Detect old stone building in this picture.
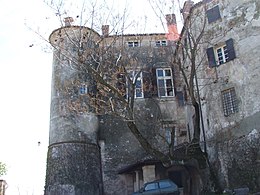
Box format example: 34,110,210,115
45,12,193,195
45,0,260,195
0,180,7,195
177,0,260,193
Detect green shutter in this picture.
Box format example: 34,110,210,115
206,47,217,67
206,5,221,23
226,38,236,62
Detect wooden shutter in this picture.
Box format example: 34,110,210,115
88,80,97,95
151,68,158,97
226,38,236,62
206,47,217,67
176,91,185,106
206,5,221,24
116,73,126,98
143,68,158,98
143,70,151,98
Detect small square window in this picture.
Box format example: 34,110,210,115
221,88,238,116
79,85,87,94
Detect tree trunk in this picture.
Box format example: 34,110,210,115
127,121,171,166
192,100,201,143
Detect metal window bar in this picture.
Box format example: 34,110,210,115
222,88,238,116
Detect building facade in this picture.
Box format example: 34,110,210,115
178,0,260,193
45,0,260,194
45,13,196,195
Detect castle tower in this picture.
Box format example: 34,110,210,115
45,19,103,195
0,180,7,195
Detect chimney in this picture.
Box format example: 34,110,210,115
182,0,194,20
165,14,177,26
64,17,74,27
165,14,179,41
102,25,109,37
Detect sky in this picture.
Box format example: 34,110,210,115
0,0,198,194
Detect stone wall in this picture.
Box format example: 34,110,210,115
191,0,260,192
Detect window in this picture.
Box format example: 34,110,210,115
207,38,236,67
155,40,167,47
128,41,139,47
128,70,144,98
145,183,159,191
206,5,221,23
156,68,174,97
216,45,228,65
162,123,175,144
159,180,172,189
165,128,172,144
221,88,238,116
79,84,87,94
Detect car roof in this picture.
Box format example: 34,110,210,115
145,179,173,184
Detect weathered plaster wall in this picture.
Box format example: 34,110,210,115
99,115,147,195
45,26,103,195
195,0,260,192
98,98,184,195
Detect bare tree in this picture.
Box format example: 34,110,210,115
146,0,230,193
0,162,7,177
37,0,184,170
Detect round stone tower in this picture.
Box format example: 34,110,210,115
45,20,103,195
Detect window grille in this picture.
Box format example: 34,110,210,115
222,88,238,116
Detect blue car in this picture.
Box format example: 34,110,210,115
132,179,180,195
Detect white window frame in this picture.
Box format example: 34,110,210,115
128,41,140,47
215,45,228,65
156,68,174,97
127,70,144,98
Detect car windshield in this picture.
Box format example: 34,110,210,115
159,180,172,188
145,182,159,191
